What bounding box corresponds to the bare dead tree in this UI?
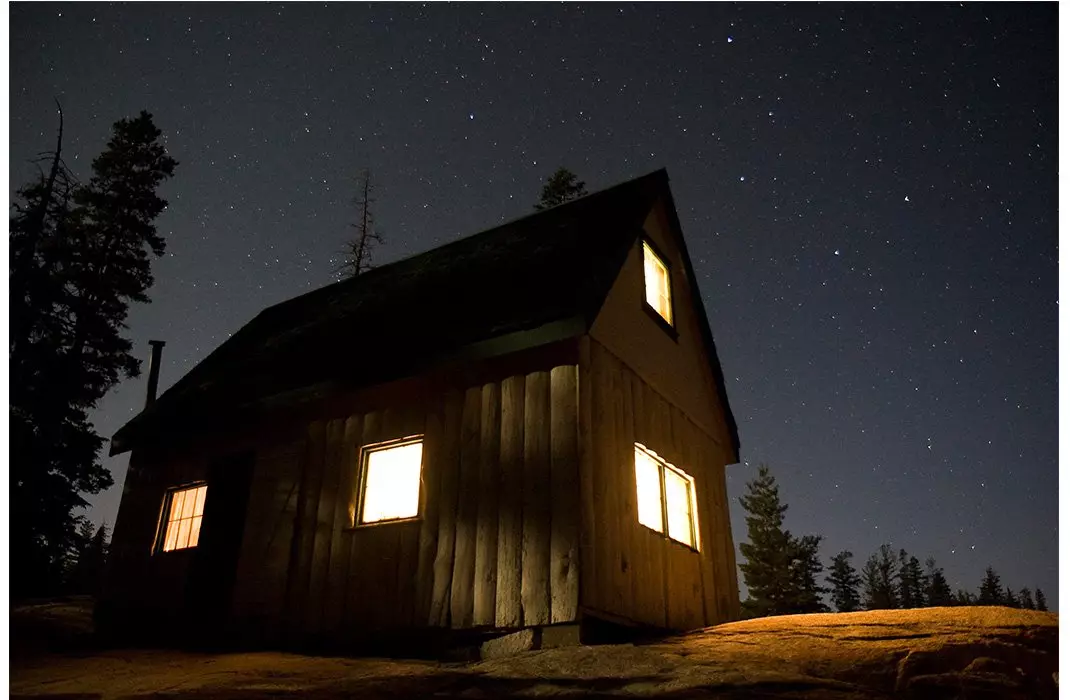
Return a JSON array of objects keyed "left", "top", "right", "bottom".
[{"left": 337, "top": 170, "right": 384, "bottom": 278}]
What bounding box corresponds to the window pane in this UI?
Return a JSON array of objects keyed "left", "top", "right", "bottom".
[
  {"left": 169, "top": 490, "right": 186, "bottom": 523},
  {"left": 163, "top": 519, "right": 180, "bottom": 552},
  {"left": 665, "top": 468, "right": 694, "bottom": 547},
  {"left": 188, "top": 515, "right": 203, "bottom": 548},
  {"left": 635, "top": 448, "right": 664, "bottom": 532},
  {"left": 361, "top": 441, "right": 423, "bottom": 523},
  {"left": 643, "top": 243, "right": 672, "bottom": 324},
  {"left": 193, "top": 485, "right": 207, "bottom": 516},
  {"left": 176, "top": 518, "right": 193, "bottom": 550},
  {"left": 180, "top": 489, "right": 196, "bottom": 519}
]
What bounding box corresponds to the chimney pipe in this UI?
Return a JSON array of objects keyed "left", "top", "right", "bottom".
[{"left": 145, "top": 340, "right": 166, "bottom": 408}]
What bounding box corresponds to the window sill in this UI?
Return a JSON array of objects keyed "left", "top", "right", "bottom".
[
  {"left": 346, "top": 515, "right": 422, "bottom": 531},
  {"left": 642, "top": 302, "right": 679, "bottom": 341}
]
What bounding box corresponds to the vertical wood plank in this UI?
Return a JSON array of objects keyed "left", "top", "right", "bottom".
[
  {"left": 495, "top": 375, "right": 525, "bottom": 628},
  {"left": 521, "top": 370, "right": 551, "bottom": 626},
  {"left": 450, "top": 387, "right": 483, "bottom": 628},
  {"left": 576, "top": 338, "right": 597, "bottom": 616},
  {"left": 429, "top": 392, "right": 463, "bottom": 626},
  {"left": 415, "top": 404, "right": 444, "bottom": 627},
  {"left": 308, "top": 417, "right": 345, "bottom": 639},
  {"left": 344, "top": 411, "right": 379, "bottom": 629},
  {"left": 396, "top": 405, "right": 427, "bottom": 629},
  {"left": 589, "top": 343, "right": 614, "bottom": 616},
  {"left": 325, "top": 414, "right": 362, "bottom": 639},
  {"left": 473, "top": 382, "right": 502, "bottom": 626},
  {"left": 286, "top": 420, "right": 325, "bottom": 638},
  {"left": 549, "top": 365, "right": 580, "bottom": 623},
  {"left": 608, "top": 352, "right": 632, "bottom": 619},
  {"left": 669, "top": 409, "right": 704, "bottom": 630}
]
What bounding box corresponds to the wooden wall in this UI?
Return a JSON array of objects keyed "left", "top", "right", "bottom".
[
  {"left": 579, "top": 338, "right": 739, "bottom": 629},
  {"left": 227, "top": 363, "right": 581, "bottom": 644}
]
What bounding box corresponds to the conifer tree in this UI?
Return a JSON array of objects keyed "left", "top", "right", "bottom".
[
  {"left": 1018, "top": 588, "right": 1036, "bottom": 610},
  {"left": 737, "top": 464, "right": 795, "bottom": 617},
  {"left": 787, "top": 534, "right": 829, "bottom": 613},
  {"left": 954, "top": 589, "right": 976, "bottom": 606},
  {"left": 827, "top": 550, "right": 862, "bottom": 612},
  {"left": 10, "top": 110, "right": 176, "bottom": 598},
  {"left": 861, "top": 544, "right": 898, "bottom": 609},
  {"left": 977, "top": 567, "right": 1003, "bottom": 605},
  {"left": 1034, "top": 588, "right": 1047, "bottom": 611},
  {"left": 1003, "top": 586, "right": 1019, "bottom": 608},
  {"left": 534, "top": 167, "right": 587, "bottom": 210},
  {"left": 924, "top": 557, "right": 953, "bottom": 607},
  {"left": 337, "top": 169, "right": 383, "bottom": 278},
  {"left": 895, "top": 550, "right": 927, "bottom": 608}
]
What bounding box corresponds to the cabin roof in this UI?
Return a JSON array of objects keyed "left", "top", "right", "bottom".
[{"left": 111, "top": 169, "right": 740, "bottom": 459}]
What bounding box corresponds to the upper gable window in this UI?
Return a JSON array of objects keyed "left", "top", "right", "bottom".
[
  {"left": 357, "top": 437, "right": 424, "bottom": 525},
  {"left": 643, "top": 241, "right": 673, "bottom": 326},
  {"left": 158, "top": 483, "right": 207, "bottom": 552}
]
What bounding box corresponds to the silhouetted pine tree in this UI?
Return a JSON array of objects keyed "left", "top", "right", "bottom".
[
  {"left": 738, "top": 465, "right": 795, "bottom": 617},
  {"left": 1034, "top": 589, "right": 1047, "bottom": 611},
  {"left": 787, "top": 534, "right": 829, "bottom": 613},
  {"left": 862, "top": 544, "right": 898, "bottom": 610},
  {"left": 337, "top": 169, "right": 384, "bottom": 278},
  {"left": 534, "top": 168, "right": 587, "bottom": 210},
  {"left": 924, "top": 557, "right": 953, "bottom": 607},
  {"left": 895, "top": 550, "right": 927, "bottom": 608},
  {"left": 67, "top": 521, "right": 109, "bottom": 595},
  {"left": 977, "top": 567, "right": 1003, "bottom": 605},
  {"left": 10, "top": 109, "right": 176, "bottom": 599},
  {"left": 827, "top": 551, "right": 862, "bottom": 612},
  {"left": 1018, "top": 588, "right": 1036, "bottom": 610},
  {"left": 954, "top": 589, "right": 977, "bottom": 606}
]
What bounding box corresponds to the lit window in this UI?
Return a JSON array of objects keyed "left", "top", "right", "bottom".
[
  {"left": 634, "top": 444, "right": 699, "bottom": 549},
  {"left": 160, "top": 484, "right": 207, "bottom": 552},
  {"left": 643, "top": 241, "right": 673, "bottom": 325},
  {"left": 358, "top": 438, "right": 424, "bottom": 524}
]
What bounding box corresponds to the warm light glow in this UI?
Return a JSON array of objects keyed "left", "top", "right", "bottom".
[
  {"left": 643, "top": 241, "right": 673, "bottom": 325},
  {"left": 664, "top": 466, "right": 696, "bottom": 548},
  {"left": 634, "top": 443, "right": 699, "bottom": 549},
  {"left": 635, "top": 447, "right": 665, "bottom": 532},
  {"left": 161, "top": 484, "right": 207, "bottom": 552},
  {"left": 360, "top": 440, "right": 423, "bottom": 524}
]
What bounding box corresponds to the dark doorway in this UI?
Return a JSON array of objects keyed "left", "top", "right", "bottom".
[{"left": 183, "top": 450, "right": 255, "bottom": 644}]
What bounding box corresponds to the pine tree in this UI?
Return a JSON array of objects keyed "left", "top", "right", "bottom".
[
  {"left": 924, "top": 557, "right": 953, "bottom": 607},
  {"left": 67, "top": 521, "right": 109, "bottom": 595},
  {"left": 534, "top": 168, "right": 587, "bottom": 210},
  {"left": 1034, "top": 588, "right": 1047, "bottom": 611},
  {"left": 1003, "top": 586, "right": 1019, "bottom": 608},
  {"left": 337, "top": 169, "right": 383, "bottom": 278},
  {"left": 787, "top": 534, "right": 828, "bottom": 613},
  {"left": 895, "top": 550, "right": 927, "bottom": 608},
  {"left": 953, "top": 589, "right": 976, "bottom": 606},
  {"left": 1018, "top": 588, "right": 1035, "bottom": 610},
  {"left": 738, "top": 464, "right": 795, "bottom": 617},
  {"left": 10, "top": 110, "right": 176, "bottom": 598},
  {"left": 827, "top": 550, "right": 862, "bottom": 612},
  {"left": 862, "top": 544, "right": 898, "bottom": 610},
  {"left": 977, "top": 567, "right": 1003, "bottom": 605}
]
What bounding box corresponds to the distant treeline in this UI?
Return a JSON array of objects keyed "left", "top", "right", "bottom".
[{"left": 738, "top": 465, "right": 1049, "bottom": 617}]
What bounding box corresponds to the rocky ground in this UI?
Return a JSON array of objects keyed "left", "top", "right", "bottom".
[{"left": 9, "top": 599, "right": 1058, "bottom": 699}]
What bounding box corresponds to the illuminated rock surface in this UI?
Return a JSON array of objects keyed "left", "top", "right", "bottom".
[{"left": 11, "top": 602, "right": 1057, "bottom": 698}]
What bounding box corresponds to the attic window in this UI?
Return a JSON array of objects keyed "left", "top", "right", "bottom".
[
  {"left": 642, "top": 241, "right": 673, "bottom": 326},
  {"left": 358, "top": 438, "right": 424, "bottom": 525},
  {"left": 158, "top": 484, "right": 207, "bottom": 552},
  {"left": 634, "top": 444, "right": 699, "bottom": 549}
]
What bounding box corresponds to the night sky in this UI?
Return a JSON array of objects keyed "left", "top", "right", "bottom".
[{"left": 10, "top": 4, "right": 1058, "bottom": 609}]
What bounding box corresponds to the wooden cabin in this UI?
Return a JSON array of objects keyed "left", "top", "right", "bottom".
[{"left": 99, "top": 169, "right": 742, "bottom": 651}]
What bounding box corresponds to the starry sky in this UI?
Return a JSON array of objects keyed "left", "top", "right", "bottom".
[{"left": 10, "top": 4, "right": 1058, "bottom": 609}]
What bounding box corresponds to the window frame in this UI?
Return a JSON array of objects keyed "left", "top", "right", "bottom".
[
  {"left": 633, "top": 443, "right": 700, "bottom": 551},
  {"left": 354, "top": 435, "right": 425, "bottom": 527},
  {"left": 640, "top": 238, "right": 678, "bottom": 339},
  {"left": 153, "top": 481, "right": 208, "bottom": 554}
]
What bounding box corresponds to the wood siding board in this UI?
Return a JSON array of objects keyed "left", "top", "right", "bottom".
[
  {"left": 623, "top": 369, "right": 651, "bottom": 626},
  {"left": 669, "top": 410, "right": 704, "bottom": 630},
  {"left": 344, "top": 411, "right": 379, "bottom": 630},
  {"left": 450, "top": 386, "right": 483, "bottom": 629},
  {"left": 311, "top": 418, "right": 345, "bottom": 639},
  {"left": 588, "top": 343, "right": 613, "bottom": 616},
  {"left": 415, "top": 405, "right": 444, "bottom": 627},
  {"left": 576, "top": 338, "right": 597, "bottom": 616},
  {"left": 609, "top": 353, "right": 634, "bottom": 621},
  {"left": 286, "top": 420, "right": 325, "bottom": 638},
  {"left": 325, "top": 414, "right": 362, "bottom": 637},
  {"left": 429, "top": 392, "right": 463, "bottom": 627},
  {"left": 521, "top": 370, "right": 551, "bottom": 626},
  {"left": 473, "top": 382, "right": 502, "bottom": 626},
  {"left": 394, "top": 406, "right": 426, "bottom": 629},
  {"left": 495, "top": 375, "right": 525, "bottom": 628},
  {"left": 549, "top": 365, "right": 580, "bottom": 623}
]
